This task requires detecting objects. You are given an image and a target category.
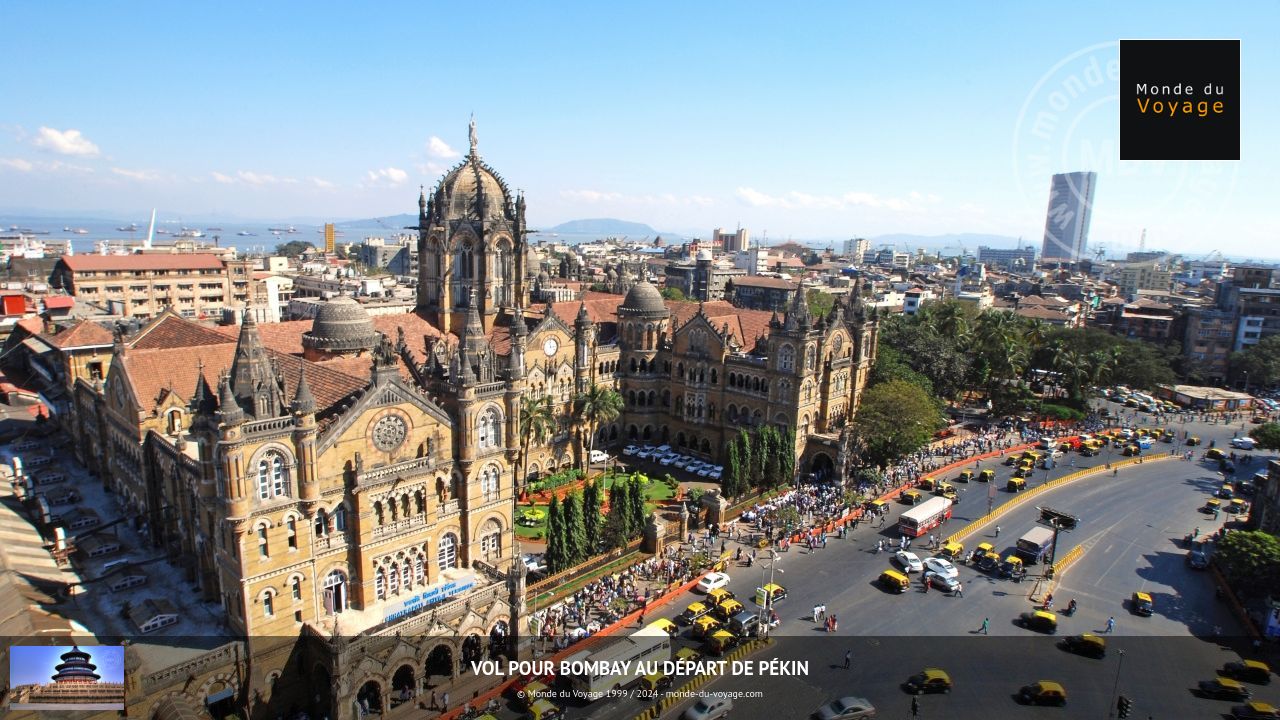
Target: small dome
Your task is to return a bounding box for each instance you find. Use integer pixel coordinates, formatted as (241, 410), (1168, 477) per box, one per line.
(303, 296), (378, 355)
(697, 248), (713, 261)
(621, 280), (666, 313)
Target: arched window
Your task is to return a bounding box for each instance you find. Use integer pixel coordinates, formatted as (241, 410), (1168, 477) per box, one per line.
(286, 516), (297, 549)
(334, 505), (347, 531)
(458, 241), (474, 280)
(402, 558), (413, 590)
(477, 407), (501, 450)
(256, 452), (290, 500)
(414, 555), (425, 585)
(438, 533), (459, 571)
(323, 570), (347, 613)
(480, 519), (502, 560)
(481, 465), (500, 501)
(314, 509), (329, 537)
(291, 576), (302, 600)
(257, 524), (269, 558)
(778, 345), (795, 372)
(167, 409), (182, 434)
(262, 590), (275, 618)
(375, 568), (387, 600)
(389, 564), (400, 595)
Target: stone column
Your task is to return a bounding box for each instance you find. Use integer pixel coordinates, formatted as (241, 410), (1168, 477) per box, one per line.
(643, 512), (665, 555)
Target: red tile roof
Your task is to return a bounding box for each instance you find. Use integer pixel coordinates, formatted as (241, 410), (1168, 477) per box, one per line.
(129, 313), (235, 350)
(732, 276), (796, 290)
(668, 300), (773, 349)
(44, 320), (114, 349)
(43, 296), (76, 310)
(60, 253), (225, 272)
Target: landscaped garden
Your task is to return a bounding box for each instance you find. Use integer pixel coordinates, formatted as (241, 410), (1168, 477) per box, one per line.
(514, 471), (678, 541)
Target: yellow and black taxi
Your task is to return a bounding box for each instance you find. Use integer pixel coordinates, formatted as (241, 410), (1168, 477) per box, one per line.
(1004, 453), (1022, 466)
(1230, 701), (1280, 720)
(957, 469), (974, 483)
(1017, 610), (1058, 634)
(689, 614), (722, 639)
(1218, 484), (1236, 499)
(713, 598), (745, 622)
(647, 618), (680, 636)
(1019, 680), (1067, 706)
(976, 550), (1001, 573)
(675, 646), (702, 664)
(517, 681), (553, 709)
(1161, 430), (1176, 442)
(918, 477), (938, 492)
(1230, 498), (1249, 514)
(680, 601), (712, 624)
(978, 469), (996, 482)
(1059, 633), (1106, 658)
(1187, 436), (1202, 446)
(1123, 444), (1141, 456)
(1131, 591), (1154, 616)
(879, 568), (910, 593)
(903, 668), (952, 695)
(901, 489), (923, 505)
(939, 540), (964, 560)
(706, 587), (735, 607)
(756, 583), (788, 605)
(1012, 466), (1033, 479)
(637, 672), (673, 693)
(1007, 477), (1027, 491)
(1223, 660), (1273, 685)
(525, 698), (565, 720)
(1198, 676), (1252, 701)
(936, 483), (958, 500)
(1204, 499), (1223, 514)
(1206, 447), (1226, 460)
(703, 628), (740, 655)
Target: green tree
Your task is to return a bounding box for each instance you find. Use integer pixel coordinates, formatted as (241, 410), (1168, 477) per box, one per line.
(806, 289), (835, 318)
(738, 429), (754, 495)
(723, 439), (743, 500)
(750, 427), (769, 487)
(852, 379), (945, 469)
(545, 495), (566, 573)
(869, 345), (936, 396)
(1230, 335), (1280, 388)
(562, 490), (587, 566)
(1249, 422), (1280, 451)
(626, 475), (646, 539)
(660, 286), (686, 301)
(274, 240), (315, 257)
(582, 481), (603, 554)
(779, 426), (796, 485)
(604, 481), (630, 549)
(1214, 530), (1280, 599)
(762, 426), (782, 487)
(517, 394), (556, 490)
(573, 384), (625, 471)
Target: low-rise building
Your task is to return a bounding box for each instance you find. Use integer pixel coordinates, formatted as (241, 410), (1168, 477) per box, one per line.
(730, 275), (798, 311)
(50, 254), (254, 320)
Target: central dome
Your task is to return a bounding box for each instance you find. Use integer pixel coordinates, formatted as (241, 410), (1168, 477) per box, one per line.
(303, 296), (378, 356)
(621, 280), (666, 313)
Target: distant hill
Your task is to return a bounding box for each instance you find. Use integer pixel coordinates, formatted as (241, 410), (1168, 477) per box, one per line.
(871, 233), (1026, 251)
(336, 214), (416, 229)
(545, 218), (658, 236)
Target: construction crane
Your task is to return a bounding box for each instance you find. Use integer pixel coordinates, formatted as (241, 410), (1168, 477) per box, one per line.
(1093, 245), (1107, 262)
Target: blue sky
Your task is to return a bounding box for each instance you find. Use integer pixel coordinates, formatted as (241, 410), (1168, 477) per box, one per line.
(9, 645), (124, 686)
(0, 2), (1276, 256)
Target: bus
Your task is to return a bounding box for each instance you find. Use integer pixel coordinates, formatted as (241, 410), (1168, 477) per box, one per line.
(897, 496), (953, 538)
(566, 624), (672, 701)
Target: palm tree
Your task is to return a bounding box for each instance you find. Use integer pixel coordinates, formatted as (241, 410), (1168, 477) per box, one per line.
(573, 384), (624, 474)
(930, 300), (972, 344)
(517, 394), (555, 491)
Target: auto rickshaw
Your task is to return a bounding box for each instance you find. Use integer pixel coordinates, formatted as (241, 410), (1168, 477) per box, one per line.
(706, 587), (735, 606)
(1206, 447), (1226, 460)
(1203, 499), (1223, 514)
(1007, 477), (1027, 492)
(647, 618), (680, 636)
(1001, 554), (1025, 579)
(918, 477), (937, 491)
(1229, 498), (1249, 514)
(1131, 591), (1154, 616)
(1123, 444), (1141, 456)
(1012, 466), (1032, 479)
(681, 601), (711, 623)
(1187, 436), (1201, 446)
(901, 489), (923, 505)
(867, 499), (887, 516)
(1222, 659), (1272, 684)
(714, 598), (745, 622)
(704, 628), (740, 655)
(1060, 633), (1106, 658)
(978, 469), (996, 483)
(689, 614), (722, 639)
(936, 483), (958, 500)
(525, 698), (565, 720)
(977, 551), (1001, 573)
(520, 682), (551, 710)
(957, 469), (974, 483)
(636, 672), (673, 694)
(939, 540), (964, 560)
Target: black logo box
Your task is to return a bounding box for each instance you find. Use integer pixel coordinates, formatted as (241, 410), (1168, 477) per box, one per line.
(1120, 39), (1239, 160)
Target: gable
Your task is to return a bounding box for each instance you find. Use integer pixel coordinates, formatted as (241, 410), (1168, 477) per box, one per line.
(317, 376), (453, 455)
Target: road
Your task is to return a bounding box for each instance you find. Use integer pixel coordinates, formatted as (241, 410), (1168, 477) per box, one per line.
(490, 405), (1275, 719)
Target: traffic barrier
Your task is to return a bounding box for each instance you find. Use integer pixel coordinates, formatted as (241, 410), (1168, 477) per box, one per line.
(635, 637), (774, 720)
(946, 452), (1176, 546)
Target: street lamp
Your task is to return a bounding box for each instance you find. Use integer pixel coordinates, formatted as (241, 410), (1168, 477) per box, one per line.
(1108, 648), (1125, 719)
(757, 550), (782, 637)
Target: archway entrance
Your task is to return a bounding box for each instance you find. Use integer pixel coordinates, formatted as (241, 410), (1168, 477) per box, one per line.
(203, 680), (235, 720)
(489, 620), (510, 660)
(356, 680), (382, 716)
(424, 644), (453, 685)
(390, 665), (416, 708)
(808, 452), (835, 483)
(460, 634), (484, 671)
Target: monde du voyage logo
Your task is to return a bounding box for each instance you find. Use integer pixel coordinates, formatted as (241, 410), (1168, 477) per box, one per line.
(1120, 39), (1240, 160)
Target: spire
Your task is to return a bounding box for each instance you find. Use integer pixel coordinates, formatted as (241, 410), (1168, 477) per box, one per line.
(511, 304), (528, 338)
(418, 185), (427, 217)
(463, 287), (484, 340)
(291, 360), (316, 415)
(217, 374), (244, 427)
(785, 284), (811, 332)
(576, 298), (590, 326)
(191, 360), (217, 414)
(229, 310), (285, 419)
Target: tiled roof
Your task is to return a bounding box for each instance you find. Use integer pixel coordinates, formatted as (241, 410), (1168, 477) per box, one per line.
(122, 344), (364, 413)
(43, 296), (75, 310)
(1015, 305), (1070, 321)
(129, 313), (235, 350)
(668, 300), (773, 350)
(211, 319), (310, 354)
(44, 320), (114, 349)
(732, 276), (796, 290)
(544, 292), (626, 325)
(60, 253), (225, 272)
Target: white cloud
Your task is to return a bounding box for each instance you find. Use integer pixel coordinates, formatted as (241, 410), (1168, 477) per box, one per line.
(33, 127), (100, 156)
(111, 167), (161, 181)
(310, 177), (335, 189)
(562, 189), (623, 203)
(211, 171), (235, 184)
(559, 189), (714, 208)
(0, 158), (33, 171)
(735, 187), (914, 211)
(426, 136), (460, 159)
(237, 170), (296, 186)
(366, 167), (408, 185)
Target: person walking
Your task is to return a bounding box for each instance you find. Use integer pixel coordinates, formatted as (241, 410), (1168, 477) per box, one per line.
(955, 582), (963, 598)
(911, 696), (920, 718)
(441, 691), (450, 713)
(995, 525), (1001, 538)
(843, 650), (851, 669)
(980, 617), (989, 634)
(1105, 616), (1115, 633)
(813, 605), (821, 623)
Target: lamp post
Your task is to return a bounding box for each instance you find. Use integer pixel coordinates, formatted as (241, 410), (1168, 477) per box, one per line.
(1107, 648), (1125, 719)
(757, 550), (781, 637)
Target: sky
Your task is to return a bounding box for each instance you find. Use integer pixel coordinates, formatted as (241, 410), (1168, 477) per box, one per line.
(0, 2), (1276, 257)
(9, 645), (124, 686)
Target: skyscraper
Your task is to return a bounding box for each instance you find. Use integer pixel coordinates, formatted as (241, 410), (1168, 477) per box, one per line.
(1040, 171), (1096, 263)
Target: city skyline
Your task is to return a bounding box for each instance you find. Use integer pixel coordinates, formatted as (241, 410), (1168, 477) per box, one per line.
(0, 2), (1275, 256)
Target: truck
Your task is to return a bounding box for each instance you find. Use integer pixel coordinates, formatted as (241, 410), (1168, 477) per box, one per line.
(1015, 526), (1055, 564)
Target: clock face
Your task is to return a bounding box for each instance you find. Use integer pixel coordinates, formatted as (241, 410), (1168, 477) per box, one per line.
(543, 337), (559, 357)
(372, 415), (408, 451)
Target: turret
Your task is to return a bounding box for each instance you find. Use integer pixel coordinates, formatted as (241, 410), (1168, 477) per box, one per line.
(216, 375), (244, 428)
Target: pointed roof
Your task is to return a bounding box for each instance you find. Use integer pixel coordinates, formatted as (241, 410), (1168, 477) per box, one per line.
(43, 320), (114, 349)
(291, 360), (316, 414)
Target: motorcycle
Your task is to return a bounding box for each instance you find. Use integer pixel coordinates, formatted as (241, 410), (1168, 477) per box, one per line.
(1065, 600), (1078, 616)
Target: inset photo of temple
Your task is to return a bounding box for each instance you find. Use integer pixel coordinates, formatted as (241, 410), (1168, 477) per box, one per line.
(7, 644), (125, 712)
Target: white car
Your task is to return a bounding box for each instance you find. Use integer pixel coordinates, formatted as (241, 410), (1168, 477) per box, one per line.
(622, 445), (639, 456)
(636, 448), (654, 460)
(697, 465), (716, 478)
(659, 454), (679, 466)
(815, 696), (877, 720)
(673, 456), (691, 469)
(894, 551), (923, 573)
(686, 461), (706, 473)
(696, 572), (731, 593)
(656, 444), (672, 454)
(709, 467), (723, 480)
(683, 696), (733, 720)
(589, 449), (609, 464)
(923, 557), (958, 579)
(1230, 437), (1256, 450)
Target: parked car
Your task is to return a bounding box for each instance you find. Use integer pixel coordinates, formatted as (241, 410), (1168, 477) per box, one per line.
(894, 551), (923, 573)
(814, 696), (877, 720)
(622, 445), (639, 456)
(696, 572), (731, 593)
(923, 557), (958, 578)
(683, 696), (733, 720)
(589, 450), (609, 464)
